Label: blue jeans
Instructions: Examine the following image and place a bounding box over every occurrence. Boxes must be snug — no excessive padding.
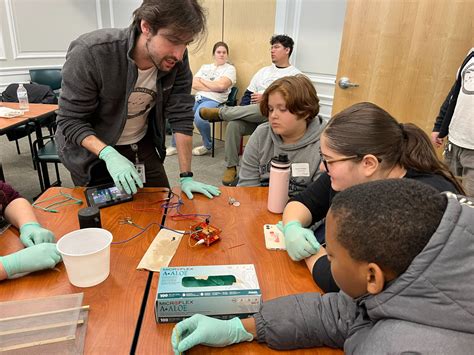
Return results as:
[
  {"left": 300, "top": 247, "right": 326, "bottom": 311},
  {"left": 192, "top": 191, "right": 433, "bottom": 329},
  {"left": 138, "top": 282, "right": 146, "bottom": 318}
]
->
[{"left": 171, "top": 97, "right": 220, "bottom": 150}]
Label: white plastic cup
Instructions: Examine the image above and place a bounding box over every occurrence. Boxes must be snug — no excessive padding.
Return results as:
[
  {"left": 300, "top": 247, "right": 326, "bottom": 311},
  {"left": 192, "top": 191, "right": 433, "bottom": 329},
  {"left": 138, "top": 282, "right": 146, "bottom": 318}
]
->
[{"left": 57, "top": 228, "right": 113, "bottom": 287}]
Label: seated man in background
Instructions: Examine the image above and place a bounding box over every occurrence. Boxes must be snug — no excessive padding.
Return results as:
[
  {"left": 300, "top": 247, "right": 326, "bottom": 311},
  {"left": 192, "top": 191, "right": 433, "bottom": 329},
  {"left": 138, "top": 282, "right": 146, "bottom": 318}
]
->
[
  {"left": 238, "top": 75, "right": 325, "bottom": 194},
  {"left": 200, "top": 34, "right": 301, "bottom": 185},
  {"left": 0, "top": 181, "right": 61, "bottom": 280},
  {"left": 172, "top": 179, "right": 474, "bottom": 353}
]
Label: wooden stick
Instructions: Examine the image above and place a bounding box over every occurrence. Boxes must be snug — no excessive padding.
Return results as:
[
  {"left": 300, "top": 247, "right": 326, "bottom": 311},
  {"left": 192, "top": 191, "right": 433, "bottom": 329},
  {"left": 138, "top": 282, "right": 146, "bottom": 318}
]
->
[
  {"left": 0, "top": 335, "right": 76, "bottom": 352},
  {"left": 0, "top": 305, "right": 89, "bottom": 322},
  {"left": 0, "top": 319, "right": 84, "bottom": 336}
]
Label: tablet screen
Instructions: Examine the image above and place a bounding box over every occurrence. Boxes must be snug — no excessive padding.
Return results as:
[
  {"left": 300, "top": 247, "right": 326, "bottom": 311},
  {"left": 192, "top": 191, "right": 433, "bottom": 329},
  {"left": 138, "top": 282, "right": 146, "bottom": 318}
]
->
[
  {"left": 85, "top": 185, "right": 133, "bottom": 208},
  {"left": 92, "top": 186, "right": 125, "bottom": 204}
]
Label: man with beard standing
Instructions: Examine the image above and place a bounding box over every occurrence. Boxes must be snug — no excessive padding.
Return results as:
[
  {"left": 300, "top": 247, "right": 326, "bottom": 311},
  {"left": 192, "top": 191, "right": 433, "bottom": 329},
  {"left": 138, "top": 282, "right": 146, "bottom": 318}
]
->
[{"left": 55, "top": 0, "right": 220, "bottom": 199}]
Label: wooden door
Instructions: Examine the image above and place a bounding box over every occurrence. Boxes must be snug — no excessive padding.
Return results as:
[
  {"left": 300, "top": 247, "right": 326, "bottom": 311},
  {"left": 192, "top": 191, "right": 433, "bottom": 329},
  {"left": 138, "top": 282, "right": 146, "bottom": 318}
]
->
[{"left": 332, "top": 0, "right": 472, "bottom": 137}]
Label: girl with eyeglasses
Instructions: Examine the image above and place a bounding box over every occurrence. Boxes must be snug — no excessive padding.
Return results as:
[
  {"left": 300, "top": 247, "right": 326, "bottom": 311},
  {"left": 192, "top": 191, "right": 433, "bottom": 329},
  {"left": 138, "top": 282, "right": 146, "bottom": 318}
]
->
[{"left": 281, "top": 102, "right": 464, "bottom": 293}]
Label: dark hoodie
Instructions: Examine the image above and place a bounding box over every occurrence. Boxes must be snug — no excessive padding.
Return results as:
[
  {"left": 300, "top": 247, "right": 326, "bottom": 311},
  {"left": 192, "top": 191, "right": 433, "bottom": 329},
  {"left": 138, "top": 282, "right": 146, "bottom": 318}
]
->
[{"left": 253, "top": 193, "right": 474, "bottom": 353}]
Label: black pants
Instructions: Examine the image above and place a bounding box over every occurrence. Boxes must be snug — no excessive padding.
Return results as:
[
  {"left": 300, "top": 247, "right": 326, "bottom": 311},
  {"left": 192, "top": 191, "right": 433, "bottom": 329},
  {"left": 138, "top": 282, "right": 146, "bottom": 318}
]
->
[
  {"left": 89, "top": 133, "right": 170, "bottom": 188},
  {"left": 312, "top": 256, "right": 339, "bottom": 293}
]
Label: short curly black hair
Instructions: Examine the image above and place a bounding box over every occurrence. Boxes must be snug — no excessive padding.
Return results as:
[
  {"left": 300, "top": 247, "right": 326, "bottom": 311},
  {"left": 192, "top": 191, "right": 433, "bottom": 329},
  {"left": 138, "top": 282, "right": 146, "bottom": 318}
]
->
[
  {"left": 270, "top": 34, "right": 294, "bottom": 57},
  {"left": 330, "top": 179, "right": 447, "bottom": 276}
]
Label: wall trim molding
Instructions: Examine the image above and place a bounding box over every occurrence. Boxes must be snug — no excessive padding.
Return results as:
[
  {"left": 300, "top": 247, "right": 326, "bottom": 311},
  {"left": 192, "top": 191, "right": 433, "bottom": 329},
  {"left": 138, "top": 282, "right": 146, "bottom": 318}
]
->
[
  {"left": 5, "top": 0, "right": 102, "bottom": 59},
  {"left": 275, "top": 0, "right": 338, "bottom": 117},
  {"left": 274, "top": 0, "right": 287, "bottom": 34},
  {"left": 0, "top": 25, "right": 6, "bottom": 60},
  {"left": 0, "top": 64, "right": 63, "bottom": 76},
  {"left": 96, "top": 0, "right": 104, "bottom": 29},
  {"left": 5, "top": 0, "right": 19, "bottom": 59},
  {"left": 289, "top": 0, "right": 302, "bottom": 68},
  {"left": 109, "top": 0, "right": 116, "bottom": 28},
  {"left": 305, "top": 73, "right": 336, "bottom": 86}
]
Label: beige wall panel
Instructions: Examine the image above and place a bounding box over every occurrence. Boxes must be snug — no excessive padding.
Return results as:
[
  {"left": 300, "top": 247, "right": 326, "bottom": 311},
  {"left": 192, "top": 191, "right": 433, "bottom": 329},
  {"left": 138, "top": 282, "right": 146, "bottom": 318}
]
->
[
  {"left": 218, "top": 0, "right": 276, "bottom": 141},
  {"left": 188, "top": 0, "right": 224, "bottom": 77},
  {"left": 187, "top": 0, "right": 223, "bottom": 137},
  {"left": 223, "top": 0, "right": 276, "bottom": 100},
  {"left": 190, "top": 0, "right": 276, "bottom": 142},
  {"left": 333, "top": 0, "right": 472, "bottom": 137}
]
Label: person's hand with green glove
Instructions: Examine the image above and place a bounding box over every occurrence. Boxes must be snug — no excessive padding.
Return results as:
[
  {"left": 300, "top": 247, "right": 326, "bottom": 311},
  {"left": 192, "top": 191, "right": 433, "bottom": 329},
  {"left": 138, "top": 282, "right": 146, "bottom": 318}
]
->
[
  {"left": 172, "top": 314, "right": 253, "bottom": 353},
  {"left": 99, "top": 146, "right": 143, "bottom": 194},
  {"left": 0, "top": 243, "right": 62, "bottom": 279},
  {"left": 180, "top": 177, "right": 221, "bottom": 199},
  {"left": 19, "top": 222, "right": 55, "bottom": 247},
  {"left": 277, "top": 220, "right": 320, "bottom": 261}
]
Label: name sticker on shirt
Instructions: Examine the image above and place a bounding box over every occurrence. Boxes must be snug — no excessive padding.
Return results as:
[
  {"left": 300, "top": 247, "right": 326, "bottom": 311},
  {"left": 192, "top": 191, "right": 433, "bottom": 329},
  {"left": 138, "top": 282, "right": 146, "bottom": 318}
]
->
[{"left": 291, "top": 163, "right": 310, "bottom": 177}]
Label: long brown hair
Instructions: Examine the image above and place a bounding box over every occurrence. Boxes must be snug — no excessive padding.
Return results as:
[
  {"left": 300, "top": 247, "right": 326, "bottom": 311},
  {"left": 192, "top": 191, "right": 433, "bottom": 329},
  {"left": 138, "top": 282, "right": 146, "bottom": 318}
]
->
[{"left": 324, "top": 102, "right": 464, "bottom": 193}]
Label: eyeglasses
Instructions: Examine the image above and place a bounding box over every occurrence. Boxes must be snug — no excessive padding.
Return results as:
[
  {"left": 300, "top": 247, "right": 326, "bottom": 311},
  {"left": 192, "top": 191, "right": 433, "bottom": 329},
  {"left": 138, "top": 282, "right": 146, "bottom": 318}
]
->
[{"left": 319, "top": 150, "right": 359, "bottom": 173}]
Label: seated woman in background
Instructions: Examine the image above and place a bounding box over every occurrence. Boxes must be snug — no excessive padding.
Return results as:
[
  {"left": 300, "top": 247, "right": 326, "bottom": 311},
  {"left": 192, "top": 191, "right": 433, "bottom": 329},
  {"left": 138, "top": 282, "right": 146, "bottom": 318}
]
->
[
  {"left": 0, "top": 180, "right": 61, "bottom": 280},
  {"left": 281, "top": 102, "right": 464, "bottom": 293},
  {"left": 237, "top": 75, "right": 325, "bottom": 194},
  {"left": 167, "top": 41, "right": 236, "bottom": 156}
]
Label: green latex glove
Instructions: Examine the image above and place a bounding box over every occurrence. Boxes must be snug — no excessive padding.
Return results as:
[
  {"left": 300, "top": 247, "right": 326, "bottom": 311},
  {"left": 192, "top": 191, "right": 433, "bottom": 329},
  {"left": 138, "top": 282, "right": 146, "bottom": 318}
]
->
[
  {"left": 279, "top": 220, "right": 320, "bottom": 261},
  {"left": 19, "top": 222, "right": 55, "bottom": 247},
  {"left": 99, "top": 146, "right": 143, "bottom": 194},
  {"left": 180, "top": 177, "right": 221, "bottom": 199},
  {"left": 172, "top": 314, "right": 253, "bottom": 353},
  {"left": 0, "top": 243, "right": 62, "bottom": 278}
]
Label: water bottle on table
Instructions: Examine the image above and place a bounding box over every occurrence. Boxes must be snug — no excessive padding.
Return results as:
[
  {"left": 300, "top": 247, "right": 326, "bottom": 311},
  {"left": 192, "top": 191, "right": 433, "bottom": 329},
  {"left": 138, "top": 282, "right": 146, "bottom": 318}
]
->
[
  {"left": 17, "top": 83, "right": 29, "bottom": 111},
  {"left": 267, "top": 153, "right": 291, "bottom": 213}
]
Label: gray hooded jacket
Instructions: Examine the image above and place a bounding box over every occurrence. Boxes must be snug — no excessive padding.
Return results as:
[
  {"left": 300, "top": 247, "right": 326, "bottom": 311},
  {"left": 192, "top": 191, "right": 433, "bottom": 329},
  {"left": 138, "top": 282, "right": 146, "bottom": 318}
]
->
[
  {"left": 238, "top": 117, "right": 325, "bottom": 195},
  {"left": 55, "top": 27, "right": 194, "bottom": 185},
  {"left": 254, "top": 193, "right": 474, "bottom": 353}
]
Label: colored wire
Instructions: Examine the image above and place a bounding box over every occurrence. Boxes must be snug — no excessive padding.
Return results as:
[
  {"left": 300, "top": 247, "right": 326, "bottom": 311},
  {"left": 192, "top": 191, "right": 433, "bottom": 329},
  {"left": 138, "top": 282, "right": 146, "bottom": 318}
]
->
[
  {"left": 164, "top": 189, "right": 211, "bottom": 222},
  {"left": 32, "top": 189, "right": 83, "bottom": 213},
  {"left": 113, "top": 188, "right": 213, "bottom": 245},
  {"left": 113, "top": 218, "right": 198, "bottom": 245},
  {"left": 131, "top": 189, "right": 171, "bottom": 212}
]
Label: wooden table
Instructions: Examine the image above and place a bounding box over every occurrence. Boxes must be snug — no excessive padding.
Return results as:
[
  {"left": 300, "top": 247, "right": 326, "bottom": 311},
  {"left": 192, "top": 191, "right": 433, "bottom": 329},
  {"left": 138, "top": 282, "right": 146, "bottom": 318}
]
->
[
  {"left": 135, "top": 187, "right": 343, "bottom": 354},
  {"left": 0, "top": 103, "right": 57, "bottom": 133},
  {"left": 0, "top": 102, "right": 58, "bottom": 187},
  {"left": 0, "top": 187, "right": 169, "bottom": 354}
]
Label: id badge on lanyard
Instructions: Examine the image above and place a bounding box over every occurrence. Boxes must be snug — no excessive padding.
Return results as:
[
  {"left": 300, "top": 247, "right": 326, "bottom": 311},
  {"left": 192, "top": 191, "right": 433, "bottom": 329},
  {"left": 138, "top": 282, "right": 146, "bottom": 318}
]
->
[{"left": 131, "top": 143, "right": 146, "bottom": 183}]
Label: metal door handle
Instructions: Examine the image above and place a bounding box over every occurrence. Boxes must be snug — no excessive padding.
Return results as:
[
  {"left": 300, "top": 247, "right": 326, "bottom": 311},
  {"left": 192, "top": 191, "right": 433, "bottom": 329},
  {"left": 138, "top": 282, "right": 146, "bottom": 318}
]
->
[{"left": 338, "top": 77, "right": 359, "bottom": 89}]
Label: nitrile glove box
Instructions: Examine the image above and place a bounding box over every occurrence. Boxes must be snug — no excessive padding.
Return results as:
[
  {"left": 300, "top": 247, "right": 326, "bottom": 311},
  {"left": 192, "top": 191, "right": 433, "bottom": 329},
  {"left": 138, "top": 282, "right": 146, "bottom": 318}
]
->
[{"left": 155, "top": 264, "right": 262, "bottom": 323}]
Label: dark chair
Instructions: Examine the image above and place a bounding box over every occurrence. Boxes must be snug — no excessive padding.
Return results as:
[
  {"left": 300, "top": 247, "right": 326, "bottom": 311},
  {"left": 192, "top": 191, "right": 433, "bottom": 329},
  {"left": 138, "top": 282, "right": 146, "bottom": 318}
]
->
[
  {"left": 29, "top": 69, "right": 62, "bottom": 98},
  {"left": 32, "top": 134, "right": 61, "bottom": 192},
  {"left": 211, "top": 86, "right": 239, "bottom": 157}
]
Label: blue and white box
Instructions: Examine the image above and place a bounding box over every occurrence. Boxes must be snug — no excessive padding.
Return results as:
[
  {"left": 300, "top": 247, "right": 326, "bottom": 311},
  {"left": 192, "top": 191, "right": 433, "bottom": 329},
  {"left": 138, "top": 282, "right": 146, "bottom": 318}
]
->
[{"left": 156, "top": 264, "right": 262, "bottom": 323}]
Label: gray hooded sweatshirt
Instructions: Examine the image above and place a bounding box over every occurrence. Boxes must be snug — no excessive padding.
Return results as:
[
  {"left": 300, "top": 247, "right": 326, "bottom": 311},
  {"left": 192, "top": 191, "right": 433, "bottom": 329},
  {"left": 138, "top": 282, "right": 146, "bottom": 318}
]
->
[
  {"left": 238, "top": 117, "right": 325, "bottom": 195},
  {"left": 254, "top": 193, "right": 474, "bottom": 353}
]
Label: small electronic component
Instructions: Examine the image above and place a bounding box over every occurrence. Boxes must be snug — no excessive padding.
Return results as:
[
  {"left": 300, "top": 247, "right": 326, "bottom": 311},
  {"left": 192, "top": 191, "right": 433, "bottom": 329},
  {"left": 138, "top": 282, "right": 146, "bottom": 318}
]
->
[{"left": 190, "top": 221, "right": 221, "bottom": 246}]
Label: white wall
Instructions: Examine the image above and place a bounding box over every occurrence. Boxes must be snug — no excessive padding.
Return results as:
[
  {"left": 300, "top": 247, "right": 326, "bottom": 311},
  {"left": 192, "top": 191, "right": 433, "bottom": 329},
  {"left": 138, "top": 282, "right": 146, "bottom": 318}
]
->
[
  {"left": 0, "top": 0, "right": 140, "bottom": 92},
  {"left": 1, "top": 0, "right": 346, "bottom": 117},
  {"left": 275, "top": 0, "right": 346, "bottom": 119}
]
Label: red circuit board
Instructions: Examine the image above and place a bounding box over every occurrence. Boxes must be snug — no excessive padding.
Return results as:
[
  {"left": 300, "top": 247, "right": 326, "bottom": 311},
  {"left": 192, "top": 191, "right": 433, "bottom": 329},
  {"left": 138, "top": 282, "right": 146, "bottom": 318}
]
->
[{"left": 190, "top": 221, "right": 221, "bottom": 246}]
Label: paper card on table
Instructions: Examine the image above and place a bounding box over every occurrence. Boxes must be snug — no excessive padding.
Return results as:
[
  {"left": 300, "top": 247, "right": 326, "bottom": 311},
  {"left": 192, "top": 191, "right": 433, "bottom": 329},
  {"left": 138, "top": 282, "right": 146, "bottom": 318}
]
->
[
  {"left": 137, "top": 228, "right": 183, "bottom": 272},
  {"left": 0, "top": 107, "right": 24, "bottom": 118}
]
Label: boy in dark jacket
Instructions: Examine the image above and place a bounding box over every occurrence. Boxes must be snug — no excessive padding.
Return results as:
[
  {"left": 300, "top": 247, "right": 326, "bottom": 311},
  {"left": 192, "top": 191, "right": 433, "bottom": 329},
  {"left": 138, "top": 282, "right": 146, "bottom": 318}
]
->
[{"left": 172, "top": 179, "right": 474, "bottom": 354}]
